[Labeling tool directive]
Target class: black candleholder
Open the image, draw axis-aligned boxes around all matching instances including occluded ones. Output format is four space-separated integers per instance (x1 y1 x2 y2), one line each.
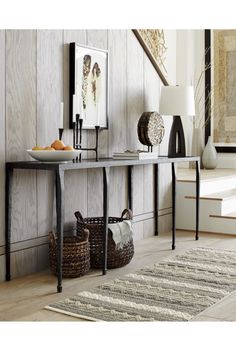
58 128 64 141
73 114 100 162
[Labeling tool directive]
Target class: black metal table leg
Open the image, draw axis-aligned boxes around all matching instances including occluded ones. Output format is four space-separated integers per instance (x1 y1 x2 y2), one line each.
55 169 65 293
5 165 13 281
103 167 110 275
128 165 133 212
196 160 200 240
171 163 176 250
154 163 159 236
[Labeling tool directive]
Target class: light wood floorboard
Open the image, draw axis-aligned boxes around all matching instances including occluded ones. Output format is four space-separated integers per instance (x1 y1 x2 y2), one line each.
1 230 236 321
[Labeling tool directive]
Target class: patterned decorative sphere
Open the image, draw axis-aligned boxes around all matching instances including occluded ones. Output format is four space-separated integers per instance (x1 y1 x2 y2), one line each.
137 112 165 146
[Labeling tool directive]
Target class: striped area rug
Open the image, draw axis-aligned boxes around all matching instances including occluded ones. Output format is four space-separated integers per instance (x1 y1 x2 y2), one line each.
45 247 236 321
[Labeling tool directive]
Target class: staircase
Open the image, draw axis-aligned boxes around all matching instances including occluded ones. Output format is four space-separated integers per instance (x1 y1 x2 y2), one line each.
176 168 236 235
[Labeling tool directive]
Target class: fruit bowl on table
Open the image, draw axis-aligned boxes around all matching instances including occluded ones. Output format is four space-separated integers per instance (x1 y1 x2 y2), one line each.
27 149 82 162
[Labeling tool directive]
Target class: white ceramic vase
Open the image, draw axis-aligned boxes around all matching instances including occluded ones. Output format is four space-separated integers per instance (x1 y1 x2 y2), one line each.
202 136 217 169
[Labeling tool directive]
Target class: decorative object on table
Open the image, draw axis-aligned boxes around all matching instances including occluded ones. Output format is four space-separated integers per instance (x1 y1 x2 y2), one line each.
27 101 79 162
28 136 78 162
69 43 108 129
27 149 81 162
132 29 168 85
137 111 164 151
205 29 236 152
159 86 195 158
75 209 134 269
58 101 64 141
202 135 217 169
45 247 236 321
49 228 90 278
113 150 159 160
58 128 64 141
72 113 100 162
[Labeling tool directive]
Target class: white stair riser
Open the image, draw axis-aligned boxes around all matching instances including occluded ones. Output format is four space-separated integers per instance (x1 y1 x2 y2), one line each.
179 196 236 216
176 197 221 228
177 174 236 236
201 177 236 195
176 198 236 235
222 198 236 215
207 217 236 235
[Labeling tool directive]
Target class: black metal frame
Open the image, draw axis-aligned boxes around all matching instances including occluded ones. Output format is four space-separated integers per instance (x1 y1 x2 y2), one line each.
171 163 176 249
205 29 211 147
5 165 13 282
102 167 109 275
55 169 64 292
205 29 236 152
196 160 200 240
5 156 200 293
154 164 159 236
69 42 109 130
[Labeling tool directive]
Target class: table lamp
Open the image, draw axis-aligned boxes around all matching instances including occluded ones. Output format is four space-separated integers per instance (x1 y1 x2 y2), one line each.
159 86 195 157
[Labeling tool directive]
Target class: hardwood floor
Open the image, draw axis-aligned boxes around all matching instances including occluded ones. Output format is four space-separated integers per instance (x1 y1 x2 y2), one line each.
1 230 236 321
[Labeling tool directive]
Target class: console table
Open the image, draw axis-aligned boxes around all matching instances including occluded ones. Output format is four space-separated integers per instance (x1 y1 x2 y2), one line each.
5 156 200 292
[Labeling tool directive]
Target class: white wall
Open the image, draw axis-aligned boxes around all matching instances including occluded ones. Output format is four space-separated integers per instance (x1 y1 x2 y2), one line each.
176 30 205 160
164 30 177 85
160 30 177 154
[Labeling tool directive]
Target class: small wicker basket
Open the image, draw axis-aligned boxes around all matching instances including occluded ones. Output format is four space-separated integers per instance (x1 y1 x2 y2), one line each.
49 228 90 278
75 209 134 269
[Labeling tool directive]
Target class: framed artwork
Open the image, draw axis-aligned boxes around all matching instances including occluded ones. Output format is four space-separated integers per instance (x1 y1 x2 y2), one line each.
69 43 109 129
205 29 236 152
132 29 168 85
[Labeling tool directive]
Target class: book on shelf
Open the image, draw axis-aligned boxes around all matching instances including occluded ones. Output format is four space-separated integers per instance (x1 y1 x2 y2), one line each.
112 150 158 160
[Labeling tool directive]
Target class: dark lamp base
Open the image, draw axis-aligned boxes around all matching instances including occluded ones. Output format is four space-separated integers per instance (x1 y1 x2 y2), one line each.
168 116 186 158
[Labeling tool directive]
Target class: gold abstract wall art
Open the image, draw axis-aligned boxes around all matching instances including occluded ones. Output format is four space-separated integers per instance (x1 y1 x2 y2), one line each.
133 29 168 85
208 30 236 149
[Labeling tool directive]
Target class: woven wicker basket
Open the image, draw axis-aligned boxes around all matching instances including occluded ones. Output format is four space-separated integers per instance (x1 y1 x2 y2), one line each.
49 228 90 278
75 209 134 269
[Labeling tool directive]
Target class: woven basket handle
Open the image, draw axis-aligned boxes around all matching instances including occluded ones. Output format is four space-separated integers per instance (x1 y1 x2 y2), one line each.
74 210 84 223
49 231 57 248
121 209 133 220
80 228 90 242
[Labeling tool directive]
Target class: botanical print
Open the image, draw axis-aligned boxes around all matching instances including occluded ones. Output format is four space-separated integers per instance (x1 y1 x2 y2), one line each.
91 62 101 104
212 30 236 145
82 55 91 110
74 44 108 128
81 56 101 110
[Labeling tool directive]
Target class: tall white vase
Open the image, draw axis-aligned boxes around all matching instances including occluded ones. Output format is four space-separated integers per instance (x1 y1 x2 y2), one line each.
202 136 217 169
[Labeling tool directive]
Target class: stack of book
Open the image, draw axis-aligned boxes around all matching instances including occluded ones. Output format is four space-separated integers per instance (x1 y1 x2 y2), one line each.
112 150 158 160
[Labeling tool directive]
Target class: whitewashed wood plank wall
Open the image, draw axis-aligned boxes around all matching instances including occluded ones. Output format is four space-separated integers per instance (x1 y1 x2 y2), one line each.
0 30 172 280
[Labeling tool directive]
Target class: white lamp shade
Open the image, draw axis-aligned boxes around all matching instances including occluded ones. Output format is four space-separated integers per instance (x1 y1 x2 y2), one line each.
159 86 195 116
